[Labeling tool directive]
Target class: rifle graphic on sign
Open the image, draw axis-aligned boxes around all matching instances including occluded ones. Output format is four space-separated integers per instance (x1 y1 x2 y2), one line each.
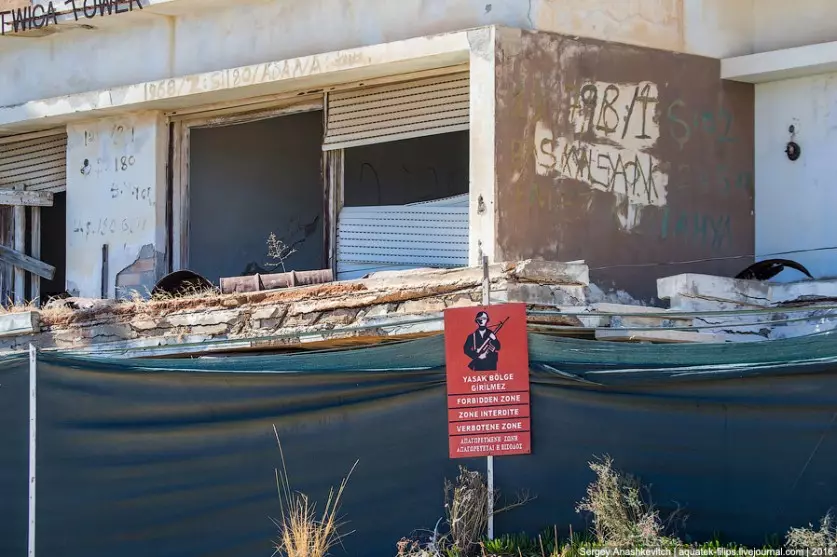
463 312 508 371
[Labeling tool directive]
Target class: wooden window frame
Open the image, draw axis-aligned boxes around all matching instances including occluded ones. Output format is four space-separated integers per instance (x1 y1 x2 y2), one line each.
169 97 325 273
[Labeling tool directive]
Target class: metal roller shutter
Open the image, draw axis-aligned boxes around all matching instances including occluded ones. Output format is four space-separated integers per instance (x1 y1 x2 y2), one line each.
336 194 469 280
0 130 68 193
323 72 469 150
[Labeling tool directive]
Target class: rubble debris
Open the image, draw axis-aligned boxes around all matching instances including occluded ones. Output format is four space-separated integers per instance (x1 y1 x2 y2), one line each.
152 270 214 297
8 262 837 357
115 244 163 300
658 273 837 340
220 269 333 294
0 261 595 357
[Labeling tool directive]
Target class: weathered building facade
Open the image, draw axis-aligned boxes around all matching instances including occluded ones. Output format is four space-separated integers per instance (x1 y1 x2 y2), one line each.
0 0 831 304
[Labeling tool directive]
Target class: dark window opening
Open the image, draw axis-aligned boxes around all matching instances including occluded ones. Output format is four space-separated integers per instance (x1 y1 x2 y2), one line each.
22 192 66 304
188 111 325 283
39 191 67 301
343 131 469 206
337 131 470 280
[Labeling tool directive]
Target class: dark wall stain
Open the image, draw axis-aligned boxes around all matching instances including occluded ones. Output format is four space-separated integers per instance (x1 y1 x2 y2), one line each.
494 29 755 300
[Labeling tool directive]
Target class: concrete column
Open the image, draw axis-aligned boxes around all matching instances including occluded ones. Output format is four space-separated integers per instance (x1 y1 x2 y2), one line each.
66 112 167 299
468 26 497 265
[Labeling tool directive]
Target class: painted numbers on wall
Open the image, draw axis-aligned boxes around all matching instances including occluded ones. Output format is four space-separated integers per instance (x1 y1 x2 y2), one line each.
71 217 149 239
72 121 154 242
534 80 667 231
569 81 659 149
144 57 325 101
110 182 153 205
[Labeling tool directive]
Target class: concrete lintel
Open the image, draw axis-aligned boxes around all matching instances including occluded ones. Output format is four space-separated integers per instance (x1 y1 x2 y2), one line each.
722 40 837 83
0 27 480 133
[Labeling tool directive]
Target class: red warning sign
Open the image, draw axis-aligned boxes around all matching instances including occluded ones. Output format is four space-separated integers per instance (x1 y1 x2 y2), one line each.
444 303 531 459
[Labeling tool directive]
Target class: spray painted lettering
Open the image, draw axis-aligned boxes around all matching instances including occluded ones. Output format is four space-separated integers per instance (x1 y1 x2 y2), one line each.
676 163 754 195
667 99 736 151
660 207 731 249
535 131 665 206
1 0 142 35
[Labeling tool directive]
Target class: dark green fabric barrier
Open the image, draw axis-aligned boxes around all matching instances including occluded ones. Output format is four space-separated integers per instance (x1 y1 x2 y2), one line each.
0 356 28 557
3 331 837 555
61 330 837 377
34 358 477 557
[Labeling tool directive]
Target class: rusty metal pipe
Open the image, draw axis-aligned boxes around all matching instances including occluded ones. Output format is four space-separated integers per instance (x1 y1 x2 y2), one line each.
220 269 333 294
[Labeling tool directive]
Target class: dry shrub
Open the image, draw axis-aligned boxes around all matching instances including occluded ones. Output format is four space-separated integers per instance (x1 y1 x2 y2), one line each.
576 455 678 548
446 467 490 554
272 426 358 557
398 466 533 557
786 512 837 550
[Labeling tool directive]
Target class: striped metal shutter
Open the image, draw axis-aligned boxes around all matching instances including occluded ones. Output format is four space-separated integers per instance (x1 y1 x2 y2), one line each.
0 130 68 193
323 72 469 150
336 194 469 280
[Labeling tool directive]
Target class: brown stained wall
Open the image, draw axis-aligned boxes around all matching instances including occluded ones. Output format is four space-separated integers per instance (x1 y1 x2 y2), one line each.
494 29 754 300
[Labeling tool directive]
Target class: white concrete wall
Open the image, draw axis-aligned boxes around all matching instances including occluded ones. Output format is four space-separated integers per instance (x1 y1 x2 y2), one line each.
754 73 837 281
4 0 837 109
2 0 828 109
750 0 837 54
66 111 166 297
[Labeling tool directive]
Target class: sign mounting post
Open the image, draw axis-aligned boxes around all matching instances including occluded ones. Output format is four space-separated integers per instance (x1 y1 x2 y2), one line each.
443 257 531 540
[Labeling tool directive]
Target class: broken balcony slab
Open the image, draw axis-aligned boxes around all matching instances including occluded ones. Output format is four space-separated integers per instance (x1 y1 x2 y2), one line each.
0 311 39 337
509 260 589 286
660 274 837 340
660 273 837 307
658 274 772 307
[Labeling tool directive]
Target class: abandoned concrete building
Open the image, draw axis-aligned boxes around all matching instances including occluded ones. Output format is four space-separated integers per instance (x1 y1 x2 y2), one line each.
0 0 836 355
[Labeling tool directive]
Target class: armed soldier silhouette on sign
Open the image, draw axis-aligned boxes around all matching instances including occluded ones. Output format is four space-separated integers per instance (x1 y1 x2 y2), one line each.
463 311 507 371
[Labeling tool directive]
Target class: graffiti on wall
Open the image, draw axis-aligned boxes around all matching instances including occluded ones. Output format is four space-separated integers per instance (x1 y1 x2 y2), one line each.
666 99 737 151
534 81 667 231
71 122 153 243
660 207 731 249
1 0 143 35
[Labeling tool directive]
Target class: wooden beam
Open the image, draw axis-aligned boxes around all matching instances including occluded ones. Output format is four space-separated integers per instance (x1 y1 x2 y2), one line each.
30 207 41 306
0 244 55 281
0 190 53 207
13 204 24 303
0 207 11 305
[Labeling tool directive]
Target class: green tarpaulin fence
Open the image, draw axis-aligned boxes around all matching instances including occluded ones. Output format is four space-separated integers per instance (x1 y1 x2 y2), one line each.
1 331 836 556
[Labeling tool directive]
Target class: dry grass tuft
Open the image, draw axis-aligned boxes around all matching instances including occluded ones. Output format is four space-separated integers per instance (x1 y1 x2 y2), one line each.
0 297 40 315
786 512 837 550
576 456 679 548
271 425 358 557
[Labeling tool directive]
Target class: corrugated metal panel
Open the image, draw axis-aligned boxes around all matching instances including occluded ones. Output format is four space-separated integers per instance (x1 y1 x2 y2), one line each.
323 72 470 150
336 194 469 280
0 131 67 193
